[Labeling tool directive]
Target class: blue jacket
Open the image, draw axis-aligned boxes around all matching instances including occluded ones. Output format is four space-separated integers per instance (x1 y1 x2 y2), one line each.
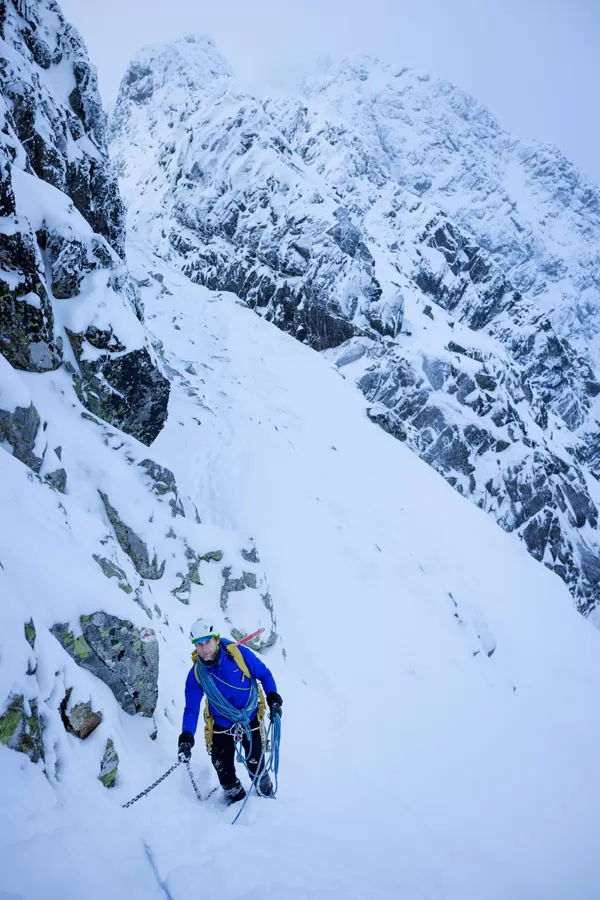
182 641 278 733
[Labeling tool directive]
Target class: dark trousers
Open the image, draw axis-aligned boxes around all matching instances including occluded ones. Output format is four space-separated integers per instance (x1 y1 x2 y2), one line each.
211 716 265 790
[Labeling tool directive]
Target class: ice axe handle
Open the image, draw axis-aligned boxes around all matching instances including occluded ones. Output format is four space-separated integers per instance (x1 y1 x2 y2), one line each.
235 628 265 646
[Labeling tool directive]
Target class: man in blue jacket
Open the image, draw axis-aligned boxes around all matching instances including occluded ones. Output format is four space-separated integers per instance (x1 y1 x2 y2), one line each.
178 618 283 803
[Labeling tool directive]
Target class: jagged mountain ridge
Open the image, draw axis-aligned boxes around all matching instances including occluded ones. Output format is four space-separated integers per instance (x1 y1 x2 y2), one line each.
110 36 600 622
277 56 600 363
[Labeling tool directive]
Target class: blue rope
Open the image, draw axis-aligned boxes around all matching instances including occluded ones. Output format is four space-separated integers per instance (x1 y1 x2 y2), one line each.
231 712 281 826
194 654 258 746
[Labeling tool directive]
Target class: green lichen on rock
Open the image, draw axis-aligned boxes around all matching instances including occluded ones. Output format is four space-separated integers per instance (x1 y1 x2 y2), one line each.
0 700 22 745
172 543 207 604
243 572 257 589
24 618 36 649
200 550 223 563
0 695 44 762
98 738 118 788
220 560 278 651
138 459 185 516
51 613 159 717
52 624 74 646
73 635 92 660
0 230 62 372
230 628 262 651
93 554 133 594
220 566 251 610
66 330 169 446
241 545 260 563
98 491 165 580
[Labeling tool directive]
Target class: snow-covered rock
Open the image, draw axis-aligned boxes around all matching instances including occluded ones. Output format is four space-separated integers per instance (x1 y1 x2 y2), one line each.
110 36 397 352
3 11 600 897
110 38 600 620
0 0 169 445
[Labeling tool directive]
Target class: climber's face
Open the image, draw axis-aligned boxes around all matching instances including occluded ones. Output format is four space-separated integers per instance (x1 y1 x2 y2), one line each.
197 636 219 662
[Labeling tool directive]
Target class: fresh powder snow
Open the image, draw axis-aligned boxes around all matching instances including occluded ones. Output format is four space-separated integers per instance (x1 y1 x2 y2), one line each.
2 4 600 898
2 238 600 899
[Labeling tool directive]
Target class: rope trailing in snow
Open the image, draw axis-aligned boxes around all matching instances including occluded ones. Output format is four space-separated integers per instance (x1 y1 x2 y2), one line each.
122 760 218 808
122 761 181 808
185 761 218 802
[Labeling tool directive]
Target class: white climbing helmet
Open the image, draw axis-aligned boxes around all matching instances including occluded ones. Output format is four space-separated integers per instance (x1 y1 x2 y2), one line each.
190 618 220 644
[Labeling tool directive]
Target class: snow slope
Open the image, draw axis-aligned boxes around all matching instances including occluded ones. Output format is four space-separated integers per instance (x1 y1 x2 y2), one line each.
2 240 600 899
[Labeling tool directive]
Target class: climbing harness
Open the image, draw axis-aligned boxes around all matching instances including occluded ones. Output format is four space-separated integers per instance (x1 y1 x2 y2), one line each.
122 760 217 808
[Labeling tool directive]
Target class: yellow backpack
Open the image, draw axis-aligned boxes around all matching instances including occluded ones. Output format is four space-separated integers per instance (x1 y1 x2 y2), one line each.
191 640 266 753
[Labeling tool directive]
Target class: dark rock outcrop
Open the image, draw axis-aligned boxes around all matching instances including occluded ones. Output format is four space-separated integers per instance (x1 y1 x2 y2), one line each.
0 694 44 763
68 331 170 446
0 402 43 472
99 491 165 580
60 688 103 739
98 738 118 787
0 0 169 447
51 613 159 717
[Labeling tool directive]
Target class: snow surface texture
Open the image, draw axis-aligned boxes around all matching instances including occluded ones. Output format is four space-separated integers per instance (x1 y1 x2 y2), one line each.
2 10 600 899
3 238 600 899
110 37 600 622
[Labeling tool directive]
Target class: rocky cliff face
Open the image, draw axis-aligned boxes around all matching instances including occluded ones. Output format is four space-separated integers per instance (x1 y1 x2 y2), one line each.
110 36 398 352
110 40 600 623
0 0 169 446
0 5 281 784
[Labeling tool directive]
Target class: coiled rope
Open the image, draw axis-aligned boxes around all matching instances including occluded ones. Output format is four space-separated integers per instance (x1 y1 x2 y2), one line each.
231 712 281 825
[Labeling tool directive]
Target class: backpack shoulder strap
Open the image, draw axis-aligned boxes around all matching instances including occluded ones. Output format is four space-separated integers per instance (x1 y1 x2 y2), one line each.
224 641 251 681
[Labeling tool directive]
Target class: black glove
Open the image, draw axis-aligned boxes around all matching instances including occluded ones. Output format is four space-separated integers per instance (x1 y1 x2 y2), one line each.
266 691 283 720
178 730 194 762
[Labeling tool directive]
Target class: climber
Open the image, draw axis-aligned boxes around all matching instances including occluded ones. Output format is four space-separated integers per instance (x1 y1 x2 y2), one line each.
177 618 283 803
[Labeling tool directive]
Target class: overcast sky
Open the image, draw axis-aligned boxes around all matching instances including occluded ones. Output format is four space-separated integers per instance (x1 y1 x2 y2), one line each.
60 0 600 185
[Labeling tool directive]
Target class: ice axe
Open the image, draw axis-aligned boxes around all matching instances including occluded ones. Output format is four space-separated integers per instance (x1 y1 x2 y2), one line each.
235 628 265 646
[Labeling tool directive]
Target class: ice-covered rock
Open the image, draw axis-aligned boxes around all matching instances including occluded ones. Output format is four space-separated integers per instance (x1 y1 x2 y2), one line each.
0 0 169 443
111 40 600 619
